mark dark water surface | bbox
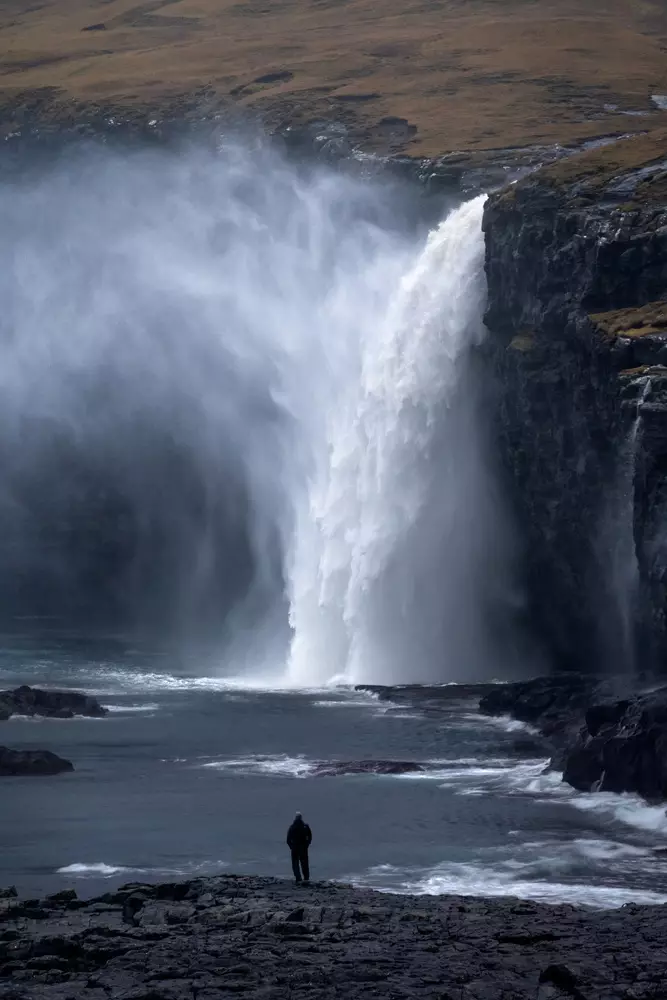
[3,634,667,907]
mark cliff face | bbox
[482,132,667,674]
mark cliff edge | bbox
[483,129,667,675]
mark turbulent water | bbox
[0,137,518,686]
[2,135,657,909]
[4,638,667,907]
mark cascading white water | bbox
[287,195,504,685]
[604,379,650,672]
[0,140,517,683]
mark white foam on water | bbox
[105,703,160,713]
[57,863,136,877]
[312,698,383,709]
[57,860,229,878]
[7,713,107,722]
[351,834,667,908]
[83,669,336,696]
[568,791,667,836]
[464,712,540,735]
[404,868,667,908]
[197,753,488,780]
[400,758,558,797]
[394,757,518,781]
[201,754,315,778]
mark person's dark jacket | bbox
[286,817,312,851]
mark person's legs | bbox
[300,849,310,882]
[291,849,302,882]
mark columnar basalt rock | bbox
[483,131,667,674]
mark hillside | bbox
[1,0,667,154]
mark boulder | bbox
[0,685,107,720]
[0,746,74,776]
[311,760,424,777]
[561,687,667,797]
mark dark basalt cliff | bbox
[482,131,667,675]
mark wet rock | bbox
[0,686,107,720]
[0,874,666,998]
[562,686,667,796]
[311,759,424,777]
[539,964,588,1000]
[483,131,667,676]
[0,747,74,776]
[482,675,667,800]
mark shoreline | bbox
[2,873,666,999]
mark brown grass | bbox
[591,300,667,339]
[534,128,667,190]
[1,0,667,154]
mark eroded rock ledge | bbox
[360,676,667,801]
[1,874,667,999]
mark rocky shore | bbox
[2,874,667,1000]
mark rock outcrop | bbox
[0,686,107,721]
[562,686,667,796]
[478,673,667,798]
[2,874,667,999]
[483,130,667,675]
[311,759,424,777]
[0,747,74,776]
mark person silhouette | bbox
[286,811,312,883]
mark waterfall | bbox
[287,195,507,685]
[606,378,650,672]
[0,141,516,683]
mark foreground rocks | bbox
[0,747,73,777]
[0,686,107,721]
[2,874,667,999]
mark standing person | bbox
[286,811,312,883]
